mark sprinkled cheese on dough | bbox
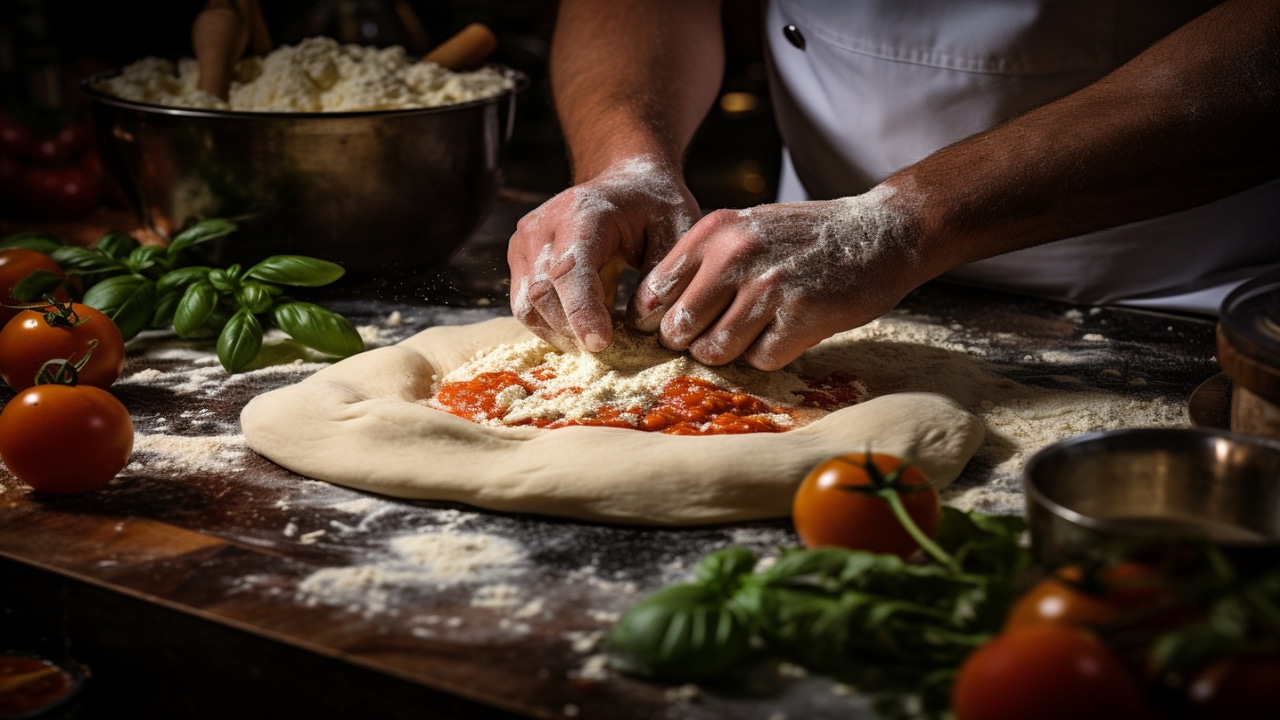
[427,322,864,431]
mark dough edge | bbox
[241,317,985,525]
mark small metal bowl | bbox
[81,68,527,282]
[1025,428,1280,566]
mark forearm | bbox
[550,0,725,182]
[887,0,1280,279]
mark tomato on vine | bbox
[0,299,125,391]
[951,625,1154,720]
[1004,561,1183,633]
[792,452,940,559]
[0,248,69,327]
[0,379,134,494]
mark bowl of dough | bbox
[82,36,527,282]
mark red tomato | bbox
[28,124,92,166]
[0,302,126,391]
[16,165,99,219]
[952,625,1154,720]
[0,117,34,161]
[0,248,70,327]
[1185,653,1280,719]
[1004,562,1180,632]
[792,452,939,557]
[0,383,134,494]
[54,123,91,159]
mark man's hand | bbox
[508,156,700,352]
[628,186,926,371]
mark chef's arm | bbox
[507,0,724,353]
[628,0,1280,371]
[550,0,724,182]
[893,0,1280,280]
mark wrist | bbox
[568,132,684,185]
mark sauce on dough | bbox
[426,324,869,435]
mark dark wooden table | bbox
[0,193,1222,719]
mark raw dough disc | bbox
[240,317,985,525]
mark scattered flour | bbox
[127,434,250,475]
[293,530,530,619]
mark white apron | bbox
[764,0,1280,315]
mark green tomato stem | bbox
[882,488,958,573]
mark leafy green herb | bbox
[605,508,1031,719]
[2,220,364,373]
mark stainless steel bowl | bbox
[1025,428,1280,565]
[81,69,527,282]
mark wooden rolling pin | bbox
[424,23,497,71]
[193,0,272,100]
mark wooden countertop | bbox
[0,195,1222,719]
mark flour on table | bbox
[295,530,529,618]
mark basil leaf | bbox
[83,274,156,340]
[605,583,752,681]
[273,301,363,357]
[127,244,170,275]
[207,267,237,293]
[217,308,263,373]
[236,281,274,314]
[174,280,218,338]
[153,287,182,327]
[156,266,214,293]
[246,255,345,286]
[695,547,758,588]
[11,270,68,303]
[760,547,859,584]
[51,246,127,275]
[0,231,64,253]
[95,231,140,259]
[167,218,237,257]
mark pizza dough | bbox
[240,317,985,525]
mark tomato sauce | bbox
[432,370,533,422]
[433,366,868,436]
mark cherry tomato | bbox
[16,165,99,219]
[1185,653,1280,719]
[0,117,34,161]
[952,625,1154,720]
[0,383,134,494]
[0,302,126,391]
[792,452,939,557]
[28,124,92,166]
[0,248,70,327]
[1004,562,1180,632]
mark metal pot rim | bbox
[1023,426,1280,545]
[79,65,530,121]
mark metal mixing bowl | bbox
[81,68,527,282]
[1025,427,1280,565]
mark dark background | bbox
[0,0,782,209]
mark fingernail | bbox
[584,332,606,352]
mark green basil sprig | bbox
[3,220,364,374]
[605,508,1030,719]
[161,255,363,373]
